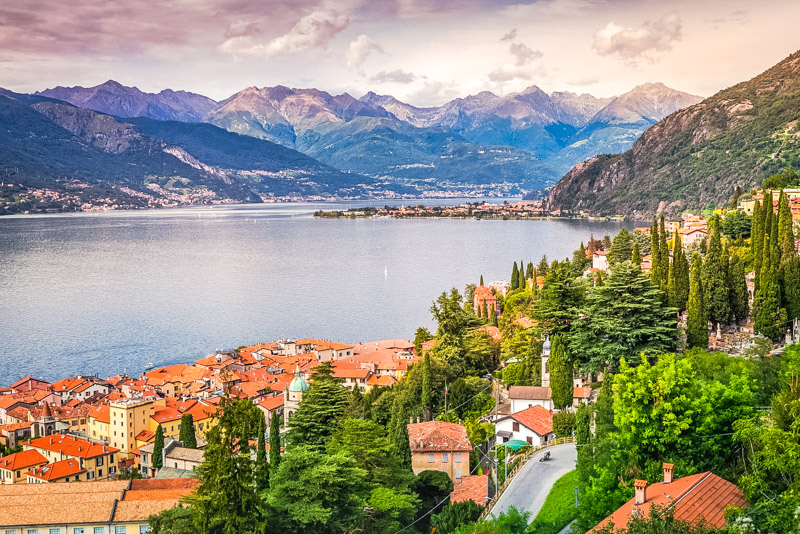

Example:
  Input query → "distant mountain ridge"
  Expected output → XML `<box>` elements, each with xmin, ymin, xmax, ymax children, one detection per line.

<box><xmin>35</xmin><ymin>80</ymin><xmax>702</xmax><ymax>195</ymax></box>
<box><xmin>545</xmin><ymin>51</ymin><xmax>800</xmax><ymax>217</ymax></box>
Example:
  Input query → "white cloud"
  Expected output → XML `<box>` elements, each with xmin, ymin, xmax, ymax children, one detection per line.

<box><xmin>500</xmin><ymin>28</ymin><xmax>517</xmax><ymax>41</ymax></box>
<box><xmin>370</xmin><ymin>69</ymin><xmax>417</xmax><ymax>84</ymax></box>
<box><xmin>509</xmin><ymin>42</ymin><xmax>542</xmax><ymax>66</ymax></box>
<box><xmin>219</xmin><ymin>8</ymin><xmax>349</xmax><ymax>57</ymax></box>
<box><xmin>345</xmin><ymin>34</ymin><xmax>386</xmax><ymax>73</ymax></box>
<box><xmin>488</xmin><ymin>41</ymin><xmax>544</xmax><ymax>83</ymax></box>
<box><xmin>592</xmin><ymin>12</ymin><xmax>682</xmax><ymax>62</ymax></box>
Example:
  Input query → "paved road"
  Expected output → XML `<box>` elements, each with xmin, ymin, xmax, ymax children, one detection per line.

<box><xmin>488</xmin><ymin>442</ymin><xmax>577</xmax><ymax>520</ymax></box>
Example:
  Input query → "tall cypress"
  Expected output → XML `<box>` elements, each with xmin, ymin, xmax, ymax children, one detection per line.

<box><xmin>771</xmin><ymin>199</ymin><xmax>780</xmax><ymax>268</ymax></box>
<box><xmin>703</xmin><ymin>218</ymin><xmax>731</xmax><ymax>326</ymax></box>
<box><xmin>526</xmin><ymin>262</ymin><xmax>534</xmax><ymax>280</ymax></box>
<box><xmin>511</xmin><ymin>262</ymin><xmax>519</xmax><ymax>290</ymax></box>
<box><xmin>269</xmin><ymin>411</ymin><xmax>281</xmax><ymax>473</ymax></box>
<box><xmin>255</xmin><ymin>417</ymin><xmax>269</xmax><ymax>492</ymax></box>
<box><xmin>479</xmin><ymin>274</ymin><xmax>484</xmax><ymax>286</ymax></box>
<box><xmin>632</xmin><ymin>241</ymin><xmax>642</xmax><ymax>269</ymax></box>
<box><xmin>548</xmin><ymin>335</ymin><xmax>573</xmax><ymax>410</ymax></box>
<box><xmin>421</xmin><ymin>352</ymin><xmax>432</xmax><ymax>421</ymax></box>
<box><xmin>754</xmin><ymin>263</ymin><xmax>785</xmax><ymax>339</ymax></box>
<box><xmin>751</xmin><ymin>199</ymin><xmax>763</xmax><ymax>282</ymax></box>
<box><xmin>669</xmin><ymin>231</ymin><xmax>690</xmax><ymax>312</ymax></box>
<box><xmin>650</xmin><ymin>218</ymin><xmax>662</xmax><ymax>288</ymax></box>
<box><xmin>729</xmin><ymin>255</ymin><xmax>749</xmax><ymax>322</ymax></box>
<box><xmin>781</xmin><ymin>256</ymin><xmax>800</xmax><ymax>321</ymax></box>
<box><xmin>659</xmin><ymin>215</ymin><xmax>670</xmax><ymax>289</ymax></box>
<box><xmin>687</xmin><ymin>253</ymin><xmax>708</xmax><ymax>348</ymax></box>
<box><xmin>153</xmin><ymin>424</ymin><xmax>164</xmax><ymax>470</ymax></box>
<box><xmin>778</xmin><ymin>190</ymin><xmax>795</xmax><ymax>264</ymax></box>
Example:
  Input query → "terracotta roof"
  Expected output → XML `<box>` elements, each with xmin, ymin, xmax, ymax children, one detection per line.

<box><xmin>574</xmin><ymin>387</ymin><xmax>592</xmax><ymax>399</ymax></box>
<box><xmin>509</xmin><ymin>386</ymin><xmax>551</xmax><ymax>400</ymax></box>
<box><xmin>0</xmin><ymin>396</ymin><xmax>31</xmax><ymax>410</ymax></box>
<box><xmin>592</xmin><ymin>472</ymin><xmax>747</xmax><ymax>531</ymax></box>
<box><xmin>513</xmin><ymin>317</ymin><xmax>537</xmax><ymax>329</ymax></box>
<box><xmin>474</xmin><ymin>285</ymin><xmax>495</xmax><ymax>299</ymax></box>
<box><xmin>26</xmin><ymin>434</ymin><xmax>118</xmax><ymax>459</ymax></box>
<box><xmin>407</xmin><ymin>421</ymin><xmax>472</xmax><ymax>453</ymax></box>
<box><xmin>367</xmin><ymin>375</ymin><xmax>396</xmax><ymax>387</ymax></box>
<box><xmin>332</xmin><ymin>368</ymin><xmax>370</xmax><ymax>380</ymax></box>
<box><xmin>0</xmin><ymin>450</ymin><xmax>47</xmax><ymax>471</ymax></box>
<box><xmin>477</xmin><ymin>325</ymin><xmax>502</xmax><ymax>343</ymax></box>
<box><xmin>88</xmin><ymin>404</ymin><xmax>110</xmax><ymax>424</ymax></box>
<box><xmin>152</xmin><ymin>407</ymin><xmax>183</xmax><ymax>424</ymax></box>
<box><xmin>450</xmin><ymin>475</ymin><xmax>489</xmax><ymax>505</ymax></box>
<box><xmin>27</xmin><ymin>458</ymin><xmax>85</xmax><ymax>481</ymax></box>
<box><xmin>0</xmin><ymin>421</ymin><xmax>34</xmax><ymax>433</ymax></box>
<box><xmin>258</xmin><ymin>395</ymin><xmax>285</xmax><ymax>411</ymax></box>
<box><xmin>508</xmin><ymin>405</ymin><xmax>553</xmax><ymax>436</ymax></box>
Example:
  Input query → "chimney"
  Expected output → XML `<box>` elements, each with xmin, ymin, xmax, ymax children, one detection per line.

<box><xmin>634</xmin><ymin>479</ymin><xmax>647</xmax><ymax>505</ymax></box>
<box><xmin>409</xmin><ymin>416</ymin><xmax>414</xmax><ymax>424</ymax></box>
<box><xmin>662</xmin><ymin>463</ymin><xmax>674</xmax><ymax>484</ymax></box>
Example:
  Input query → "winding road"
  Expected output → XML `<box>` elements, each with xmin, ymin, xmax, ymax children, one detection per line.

<box><xmin>488</xmin><ymin>442</ymin><xmax>577</xmax><ymax>520</ymax></box>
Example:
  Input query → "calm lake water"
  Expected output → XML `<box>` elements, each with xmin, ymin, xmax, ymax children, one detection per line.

<box><xmin>0</xmin><ymin>200</ymin><xmax>631</xmax><ymax>383</ymax></box>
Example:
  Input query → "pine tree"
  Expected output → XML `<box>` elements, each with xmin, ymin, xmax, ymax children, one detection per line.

<box><xmin>631</xmin><ymin>241</ymin><xmax>642</xmax><ymax>269</ymax></box>
<box><xmin>538</xmin><ymin>256</ymin><xmax>549</xmax><ymax>275</ymax></box>
<box><xmin>285</xmin><ymin>362</ymin><xmax>349</xmax><ymax>450</ymax></box>
<box><xmin>687</xmin><ymin>253</ymin><xmax>708</xmax><ymax>349</ymax></box>
<box><xmin>608</xmin><ymin>228</ymin><xmax>633</xmax><ymax>265</ymax></box>
<box><xmin>703</xmin><ymin>217</ymin><xmax>731</xmax><ymax>326</ymax></box>
<box><xmin>255</xmin><ymin>417</ymin><xmax>269</xmax><ymax>492</ymax></box>
<box><xmin>778</xmin><ymin>191</ymin><xmax>795</xmax><ymax>264</ymax></box>
<box><xmin>587</xmin><ymin>235</ymin><xmax>597</xmax><ymax>255</ymax></box>
<box><xmin>511</xmin><ymin>262</ymin><xmax>519</xmax><ymax>290</ymax></box>
<box><xmin>269</xmin><ymin>411</ymin><xmax>281</xmax><ymax>473</ymax></box>
<box><xmin>421</xmin><ymin>353</ymin><xmax>432</xmax><ymax>421</ymax></box>
<box><xmin>153</xmin><ymin>424</ymin><xmax>164</xmax><ymax>470</ymax></box>
<box><xmin>781</xmin><ymin>256</ymin><xmax>800</xmax><ymax>321</ymax></box>
<box><xmin>179</xmin><ymin>413</ymin><xmax>197</xmax><ymax>449</ymax></box>
<box><xmin>729</xmin><ymin>255</ymin><xmax>749</xmax><ymax>322</ymax></box>
<box><xmin>549</xmin><ymin>335</ymin><xmax>573</xmax><ymax>410</ymax></box>
<box><xmin>752</xmin><ymin>200</ymin><xmax>763</xmax><ymax>291</ymax></box>
<box><xmin>343</xmin><ymin>385</ymin><xmax>364</xmax><ymax>419</ymax></box>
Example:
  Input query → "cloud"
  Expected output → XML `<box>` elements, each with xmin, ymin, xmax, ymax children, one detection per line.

<box><xmin>509</xmin><ymin>42</ymin><xmax>542</xmax><ymax>66</ymax></box>
<box><xmin>567</xmin><ymin>75</ymin><xmax>599</xmax><ymax>86</ymax></box>
<box><xmin>500</xmin><ymin>28</ymin><xmax>517</xmax><ymax>41</ymax></box>
<box><xmin>408</xmin><ymin>80</ymin><xmax>461</xmax><ymax>107</ymax></box>
<box><xmin>224</xmin><ymin>21</ymin><xmax>262</xmax><ymax>40</ymax></box>
<box><xmin>345</xmin><ymin>34</ymin><xmax>386</xmax><ymax>73</ymax></box>
<box><xmin>370</xmin><ymin>69</ymin><xmax>417</xmax><ymax>84</ymax></box>
<box><xmin>220</xmin><ymin>8</ymin><xmax>349</xmax><ymax>57</ymax></box>
<box><xmin>592</xmin><ymin>12</ymin><xmax>682</xmax><ymax>62</ymax></box>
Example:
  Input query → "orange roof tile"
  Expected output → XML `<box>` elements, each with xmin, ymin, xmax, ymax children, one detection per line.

<box><xmin>258</xmin><ymin>396</ymin><xmax>285</xmax><ymax>411</ymax></box>
<box><xmin>367</xmin><ymin>375</ymin><xmax>396</xmax><ymax>387</ymax></box>
<box><xmin>450</xmin><ymin>475</ymin><xmax>489</xmax><ymax>505</ymax></box>
<box><xmin>152</xmin><ymin>407</ymin><xmax>182</xmax><ymax>424</ymax></box>
<box><xmin>332</xmin><ymin>368</ymin><xmax>370</xmax><ymax>380</ymax></box>
<box><xmin>407</xmin><ymin>421</ymin><xmax>472</xmax><ymax>453</ymax></box>
<box><xmin>27</xmin><ymin>458</ymin><xmax>86</xmax><ymax>481</ymax></box>
<box><xmin>88</xmin><ymin>404</ymin><xmax>110</xmax><ymax>424</ymax></box>
<box><xmin>508</xmin><ymin>405</ymin><xmax>553</xmax><ymax>436</ymax></box>
<box><xmin>26</xmin><ymin>434</ymin><xmax>118</xmax><ymax>459</ymax></box>
<box><xmin>0</xmin><ymin>450</ymin><xmax>47</xmax><ymax>471</ymax></box>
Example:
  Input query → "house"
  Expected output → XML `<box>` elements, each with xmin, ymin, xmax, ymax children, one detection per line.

<box><xmin>509</xmin><ymin>386</ymin><xmax>553</xmax><ymax>412</ymax></box>
<box><xmin>24</xmin><ymin>435</ymin><xmax>119</xmax><ymax>482</ymax></box>
<box><xmin>164</xmin><ymin>445</ymin><xmax>204</xmax><ymax>472</ymax></box>
<box><xmin>450</xmin><ymin>474</ymin><xmax>489</xmax><ymax>506</ymax></box>
<box><xmin>27</xmin><ymin>458</ymin><xmax>86</xmax><ymax>483</ymax></box>
<box><xmin>0</xmin><ymin>450</ymin><xmax>48</xmax><ymax>484</ymax></box>
<box><xmin>591</xmin><ymin>463</ymin><xmax>747</xmax><ymax>531</ymax></box>
<box><xmin>7</xmin><ymin>377</ymin><xmax>51</xmax><ymax>394</ymax></box>
<box><xmin>474</xmin><ymin>285</ymin><xmax>499</xmax><ymax>317</ymax></box>
<box><xmin>666</xmin><ymin>218</ymin><xmax>683</xmax><ymax>234</ymax></box>
<box><xmin>108</xmin><ymin>398</ymin><xmax>156</xmax><ymax>458</ymax></box>
<box><xmin>407</xmin><ymin>420</ymin><xmax>472</xmax><ymax>484</ymax></box>
<box><xmin>679</xmin><ymin>226</ymin><xmax>708</xmax><ymax>246</ymax></box>
<box><xmin>495</xmin><ymin>405</ymin><xmax>555</xmax><ymax>446</ymax></box>
<box><xmin>592</xmin><ymin>251</ymin><xmax>609</xmax><ymax>271</ymax></box>
<box><xmin>332</xmin><ymin>367</ymin><xmax>371</xmax><ymax>391</ymax></box>
<box><xmin>257</xmin><ymin>395</ymin><xmax>285</xmax><ymax>427</ymax></box>
<box><xmin>0</xmin><ymin>478</ymin><xmax>198</xmax><ymax>534</ymax></box>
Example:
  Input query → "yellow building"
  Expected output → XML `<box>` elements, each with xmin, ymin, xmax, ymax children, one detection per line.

<box><xmin>109</xmin><ymin>399</ymin><xmax>155</xmax><ymax>458</ymax></box>
<box><xmin>88</xmin><ymin>404</ymin><xmax>111</xmax><ymax>443</ymax></box>
<box><xmin>24</xmin><ymin>435</ymin><xmax>119</xmax><ymax>482</ymax></box>
<box><xmin>0</xmin><ymin>450</ymin><xmax>47</xmax><ymax>484</ymax></box>
<box><xmin>0</xmin><ymin>478</ymin><xmax>198</xmax><ymax>534</ymax></box>
<box><xmin>407</xmin><ymin>421</ymin><xmax>472</xmax><ymax>484</ymax></box>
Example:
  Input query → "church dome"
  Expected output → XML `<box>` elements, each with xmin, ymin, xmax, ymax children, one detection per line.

<box><xmin>288</xmin><ymin>364</ymin><xmax>308</xmax><ymax>392</ymax></box>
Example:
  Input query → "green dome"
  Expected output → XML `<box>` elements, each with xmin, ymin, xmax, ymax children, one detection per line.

<box><xmin>288</xmin><ymin>375</ymin><xmax>308</xmax><ymax>392</ymax></box>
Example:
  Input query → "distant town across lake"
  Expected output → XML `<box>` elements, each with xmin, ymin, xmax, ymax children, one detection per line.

<box><xmin>0</xmin><ymin>200</ymin><xmax>631</xmax><ymax>381</ymax></box>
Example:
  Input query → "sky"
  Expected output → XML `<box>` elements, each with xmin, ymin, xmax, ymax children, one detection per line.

<box><xmin>2</xmin><ymin>0</ymin><xmax>800</xmax><ymax>107</ymax></box>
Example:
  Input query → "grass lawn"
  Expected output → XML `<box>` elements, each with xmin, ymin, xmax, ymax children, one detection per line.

<box><xmin>529</xmin><ymin>469</ymin><xmax>579</xmax><ymax>534</ymax></box>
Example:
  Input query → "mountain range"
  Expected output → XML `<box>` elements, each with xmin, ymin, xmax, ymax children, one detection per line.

<box><xmin>37</xmin><ymin>81</ymin><xmax>702</xmax><ymax>193</ymax></box>
<box><xmin>545</xmin><ymin>50</ymin><xmax>800</xmax><ymax>217</ymax></box>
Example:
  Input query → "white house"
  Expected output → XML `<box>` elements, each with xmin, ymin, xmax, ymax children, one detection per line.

<box><xmin>509</xmin><ymin>386</ymin><xmax>553</xmax><ymax>413</ymax></box>
<box><xmin>592</xmin><ymin>251</ymin><xmax>609</xmax><ymax>271</ymax></box>
<box><xmin>495</xmin><ymin>405</ymin><xmax>555</xmax><ymax>446</ymax></box>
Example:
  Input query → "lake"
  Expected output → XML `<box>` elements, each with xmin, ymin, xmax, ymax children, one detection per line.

<box><xmin>0</xmin><ymin>201</ymin><xmax>631</xmax><ymax>383</ymax></box>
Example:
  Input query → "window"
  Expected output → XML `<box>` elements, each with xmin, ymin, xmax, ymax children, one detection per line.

<box><xmin>139</xmin><ymin>527</ymin><xmax>150</xmax><ymax>534</ymax></box>
<box><xmin>50</xmin><ymin>528</ymin><xmax>60</xmax><ymax>534</ymax></box>
<box><xmin>442</xmin><ymin>453</ymin><xmax>449</xmax><ymax>463</ymax></box>
<box><xmin>428</xmin><ymin>454</ymin><xmax>434</xmax><ymax>463</ymax></box>
<box><xmin>527</xmin><ymin>436</ymin><xmax>533</xmax><ymax>445</ymax></box>
<box><xmin>97</xmin><ymin>456</ymin><xmax>104</xmax><ymax>466</ymax></box>
<box><xmin>98</xmin><ymin>469</ymin><xmax>103</xmax><ymax>477</ymax></box>
<box><xmin>114</xmin><ymin>527</ymin><xmax>126</xmax><ymax>534</ymax></box>
<box><xmin>93</xmin><ymin>528</ymin><xmax>104</xmax><ymax>534</ymax></box>
<box><xmin>512</xmin><ymin>422</ymin><xmax>520</xmax><ymax>432</ymax></box>
<box><xmin>5</xmin><ymin>530</ymin><xmax>17</xmax><ymax>534</ymax></box>
<box><xmin>455</xmin><ymin>454</ymin><xmax>461</xmax><ymax>463</ymax></box>
<box><xmin>142</xmin><ymin>454</ymin><xmax>148</xmax><ymax>463</ymax></box>
<box><xmin>86</xmin><ymin>471</ymin><xmax>95</xmax><ymax>480</ymax></box>
<box><xmin>73</xmin><ymin>529</ymin><xmax>84</xmax><ymax>534</ymax></box>
<box><xmin>455</xmin><ymin>469</ymin><xmax>462</xmax><ymax>479</ymax></box>
<box><xmin>27</xmin><ymin>530</ymin><xmax>37</xmax><ymax>534</ymax></box>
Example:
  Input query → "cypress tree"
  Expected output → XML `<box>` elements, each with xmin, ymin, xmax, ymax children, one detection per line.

<box><xmin>587</xmin><ymin>235</ymin><xmax>597</xmax><ymax>255</ymax></box>
<box><xmin>659</xmin><ymin>216</ymin><xmax>670</xmax><ymax>292</ymax></box>
<box><xmin>687</xmin><ymin>253</ymin><xmax>708</xmax><ymax>348</ymax></box>
<box><xmin>526</xmin><ymin>262</ymin><xmax>534</xmax><ymax>280</ymax></box>
<box><xmin>703</xmin><ymin>217</ymin><xmax>731</xmax><ymax>326</ymax></box>
<box><xmin>179</xmin><ymin>413</ymin><xmax>197</xmax><ymax>449</ymax></box>
<box><xmin>269</xmin><ymin>411</ymin><xmax>281</xmax><ymax>472</ymax></box>
<box><xmin>153</xmin><ymin>424</ymin><xmax>164</xmax><ymax>470</ymax></box>
<box><xmin>678</xmin><ymin>243</ymin><xmax>690</xmax><ymax>312</ymax></box>
<box><xmin>490</xmin><ymin>307</ymin><xmax>498</xmax><ymax>327</ymax></box>
<box><xmin>548</xmin><ymin>335</ymin><xmax>573</xmax><ymax>410</ymax></box>
<box><xmin>650</xmin><ymin>218</ymin><xmax>662</xmax><ymax>288</ymax></box>
<box><xmin>631</xmin><ymin>241</ymin><xmax>642</xmax><ymax>269</ymax></box>
<box><xmin>255</xmin><ymin>417</ymin><xmax>269</xmax><ymax>492</ymax></box>
<box><xmin>538</xmin><ymin>256</ymin><xmax>549</xmax><ymax>275</ymax></box>
<box><xmin>782</xmin><ymin>256</ymin><xmax>800</xmax><ymax>321</ymax></box>
<box><xmin>754</xmin><ymin>264</ymin><xmax>786</xmax><ymax>339</ymax></box>
<box><xmin>778</xmin><ymin>190</ymin><xmax>795</xmax><ymax>263</ymax></box>
<box><xmin>481</xmin><ymin>300</ymin><xmax>488</xmax><ymax>320</ymax></box>
<box><xmin>479</xmin><ymin>274</ymin><xmax>484</xmax><ymax>286</ymax></box>
<box><xmin>771</xmin><ymin>200</ymin><xmax>780</xmax><ymax>268</ymax></box>
<box><xmin>511</xmin><ymin>262</ymin><xmax>519</xmax><ymax>290</ymax></box>
<box><xmin>729</xmin><ymin>255</ymin><xmax>749</xmax><ymax>322</ymax></box>
<box><xmin>754</xmin><ymin>199</ymin><xmax>765</xmax><ymax>290</ymax></box>
<box><xmin>421</xmin><ymin>353</ymin><xmax>432</xmax><ymax>421</ymax></box>
<box><xmin>668</xmin><ymin>232</ymin><xmax>690</xmax><ymax>312</ymax></box>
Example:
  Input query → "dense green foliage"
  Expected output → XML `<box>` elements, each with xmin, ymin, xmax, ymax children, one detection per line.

<box><xmin>179</xmin><ymin>413</ymin><xmax>197</xmax><ymax>449</ymax></box>
<box><xmin>153</xmin><ymin>424</ymin><xmax>164</xmax><ymax>470</ymax></box>
<box><xmin>285</xmin><ymin>362</ymin><xmax>349</xmax><ymax>449</ymax></box>
<box><xmin>686</xmin><ymin>253</ymin><xmax>708</xmax><ymax>349</ymax></box>
<box><xmin>549</xmin><ymin>335</ymin><xmax>574</xmax><ymax>409</ymax></box>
